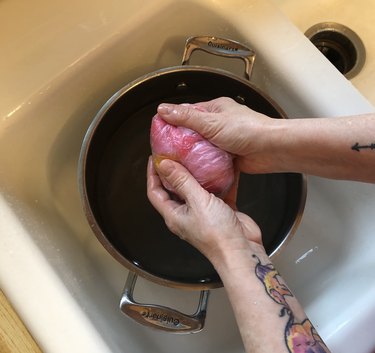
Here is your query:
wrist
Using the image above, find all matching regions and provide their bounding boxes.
[209,238,268,278]
[265,118,296,173]
[241,117,293,174]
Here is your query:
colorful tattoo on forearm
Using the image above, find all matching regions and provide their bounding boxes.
[253,255,330,353]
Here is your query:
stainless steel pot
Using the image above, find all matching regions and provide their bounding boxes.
[78,36,307,334]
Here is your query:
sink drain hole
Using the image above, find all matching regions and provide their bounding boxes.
[305,23,366,79]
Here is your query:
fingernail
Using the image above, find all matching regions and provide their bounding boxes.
[158,103,173,115]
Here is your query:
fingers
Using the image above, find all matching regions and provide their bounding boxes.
[147,157,210,240]
[156,159,207,208]
[194,97,237,113]
[147,156,182,220]
[147,156,265,254]
[157,102,221,141]
[147,156,207,216]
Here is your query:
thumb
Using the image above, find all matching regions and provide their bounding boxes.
[235,211,263,245]
[157,103,217,140]
[157,159,207,205]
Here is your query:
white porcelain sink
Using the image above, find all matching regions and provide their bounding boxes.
[274,0,375,106]
[1,1,374,353]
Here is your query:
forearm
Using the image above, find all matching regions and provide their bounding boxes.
[211,245,330,353]
[266,114,375,182]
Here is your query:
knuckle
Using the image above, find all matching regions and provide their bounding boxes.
[164,211,185,239]
[218,96,234,104]
[204,115,221,135]
[180,105,199,122]
[176,105,204,128]
[167,168,189,191]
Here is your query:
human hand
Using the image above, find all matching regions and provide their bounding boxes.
[146,156,264,269]
[157,97,280,174]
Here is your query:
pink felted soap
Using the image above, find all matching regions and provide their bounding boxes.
[150,112,234,197]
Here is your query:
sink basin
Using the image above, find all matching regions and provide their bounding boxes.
[274,0,375,106]
[1,1,374,353]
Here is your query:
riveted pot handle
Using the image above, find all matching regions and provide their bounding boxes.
[181,35,256,80]
[120,272,210,333]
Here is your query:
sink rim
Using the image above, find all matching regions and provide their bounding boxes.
[1,0,375,352]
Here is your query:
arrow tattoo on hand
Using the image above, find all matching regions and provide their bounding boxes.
[352,142,375,152]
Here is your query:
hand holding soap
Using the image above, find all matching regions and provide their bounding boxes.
[150,110,234,197]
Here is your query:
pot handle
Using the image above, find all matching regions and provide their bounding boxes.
[181,35,256,80]
[120,272,210,333]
